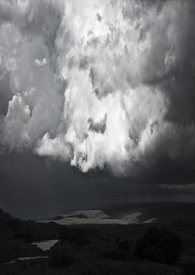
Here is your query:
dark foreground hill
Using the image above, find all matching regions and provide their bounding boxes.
[0,208,63,263]
[1,204,195,274]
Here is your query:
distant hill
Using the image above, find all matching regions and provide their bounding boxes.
[0,208,16,222]
[44,202,195,225]
[2,202,195,227]
[103,202,195,223]
[0,208,17,241]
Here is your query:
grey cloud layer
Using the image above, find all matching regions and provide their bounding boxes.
[0,0,195,177]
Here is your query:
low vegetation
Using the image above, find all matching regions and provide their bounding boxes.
[49,248,74,268]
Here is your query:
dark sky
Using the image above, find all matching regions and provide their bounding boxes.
[0,0,195,219]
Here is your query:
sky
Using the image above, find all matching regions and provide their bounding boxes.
[0,0,195,219]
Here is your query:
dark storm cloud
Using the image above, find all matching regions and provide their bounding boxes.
[0,151,143,219]
[1,150,195,219]
[0,151,108,219]
[0,0,195,218]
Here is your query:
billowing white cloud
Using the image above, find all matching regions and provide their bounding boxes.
[0,0,195,176]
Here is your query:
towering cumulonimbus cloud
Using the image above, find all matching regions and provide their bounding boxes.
[0,0,195,177]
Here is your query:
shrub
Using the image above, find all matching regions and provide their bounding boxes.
[100,249,130,261]
[181,261,195,275]
[59,227,70,245]
[134,226,183,265]
[74,237,91,246]
[117,239,130,252]
[49,248,74,268]
[59,227,89,245]
[13,232,33,243]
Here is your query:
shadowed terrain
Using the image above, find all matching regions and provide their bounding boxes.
[0,203,195,274]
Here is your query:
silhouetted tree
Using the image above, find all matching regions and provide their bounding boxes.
[134,226,183,265]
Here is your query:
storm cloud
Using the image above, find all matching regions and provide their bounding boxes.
[0,0,195,179]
